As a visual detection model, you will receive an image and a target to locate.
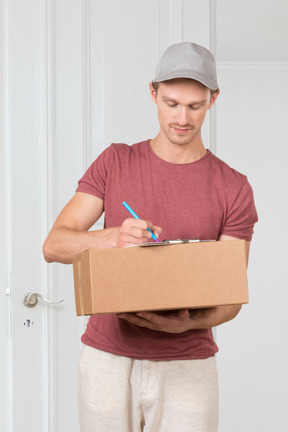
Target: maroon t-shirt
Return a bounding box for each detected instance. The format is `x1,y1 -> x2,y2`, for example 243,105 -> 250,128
76,140 -> 258,360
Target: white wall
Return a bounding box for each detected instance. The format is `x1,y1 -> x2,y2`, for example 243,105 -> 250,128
216,1 -> 288,430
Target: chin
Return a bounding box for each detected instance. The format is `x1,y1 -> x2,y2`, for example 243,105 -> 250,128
169,137 -> 195,146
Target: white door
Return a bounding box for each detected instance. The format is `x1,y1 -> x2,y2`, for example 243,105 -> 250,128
1,1 -> 88,429
0,1 -> 214,430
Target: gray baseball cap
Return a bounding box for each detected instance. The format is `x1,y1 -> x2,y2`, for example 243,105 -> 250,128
154,42 -> 218,90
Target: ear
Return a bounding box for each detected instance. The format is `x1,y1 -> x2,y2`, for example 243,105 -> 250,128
149,82 -> 158,104
208,89 -> 220,110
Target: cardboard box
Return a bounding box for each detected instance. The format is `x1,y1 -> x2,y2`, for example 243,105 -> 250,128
73,239 -> 248,316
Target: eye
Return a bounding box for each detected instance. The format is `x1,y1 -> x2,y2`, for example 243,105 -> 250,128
166,101 -> 177,107
189,105 -> 201,110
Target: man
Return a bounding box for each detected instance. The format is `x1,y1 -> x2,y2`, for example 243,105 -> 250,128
43,42 -> 258,431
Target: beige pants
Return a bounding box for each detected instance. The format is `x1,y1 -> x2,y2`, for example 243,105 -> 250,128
78,345 -> 219,432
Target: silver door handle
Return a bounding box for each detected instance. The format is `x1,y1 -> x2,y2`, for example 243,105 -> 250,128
23,292 -> 64,308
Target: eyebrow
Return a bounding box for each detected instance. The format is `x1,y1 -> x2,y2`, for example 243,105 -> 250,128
161,97 -> 207,106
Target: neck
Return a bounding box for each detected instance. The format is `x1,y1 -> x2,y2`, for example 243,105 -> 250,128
150,133 -> 207,164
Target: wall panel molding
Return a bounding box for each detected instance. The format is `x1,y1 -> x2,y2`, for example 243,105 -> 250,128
169,0 -> 183,44
40,0 -> 57,429
209,0 -> 217,54
89,0 -> 105,165
209,0 -> 217,154
82,0 -> 91,170
217,61 -> 288,70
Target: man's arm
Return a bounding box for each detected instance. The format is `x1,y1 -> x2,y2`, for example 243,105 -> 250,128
42,192 -> 161,264
117,235 -> 249,332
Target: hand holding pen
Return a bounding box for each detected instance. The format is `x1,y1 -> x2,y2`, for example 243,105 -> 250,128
119,201 -> 161,246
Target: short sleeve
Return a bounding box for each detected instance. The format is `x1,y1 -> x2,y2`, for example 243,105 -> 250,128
221,179 -> 258,241
76,146 -> 113,199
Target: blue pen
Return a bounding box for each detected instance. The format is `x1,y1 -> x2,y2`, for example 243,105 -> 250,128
122,201 -> 160,242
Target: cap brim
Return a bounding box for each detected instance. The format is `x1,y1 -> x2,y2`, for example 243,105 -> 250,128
154,70 -> 218,91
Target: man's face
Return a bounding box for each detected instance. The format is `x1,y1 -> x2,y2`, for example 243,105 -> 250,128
150,79 -> 218,148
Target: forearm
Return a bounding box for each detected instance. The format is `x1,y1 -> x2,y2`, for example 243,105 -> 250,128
43,226 -> 119,264
43,215 -> 162,265
189,304 -> 242,330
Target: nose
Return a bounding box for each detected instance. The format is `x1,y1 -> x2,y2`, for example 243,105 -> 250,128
177,106 -> 190,126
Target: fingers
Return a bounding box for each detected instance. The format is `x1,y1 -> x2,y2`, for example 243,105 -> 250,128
118,218 -> 162,247
117,309 -> 192,333
178,309 -> 190,318
116,313 -> 159,330
152,225 -> 162,239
